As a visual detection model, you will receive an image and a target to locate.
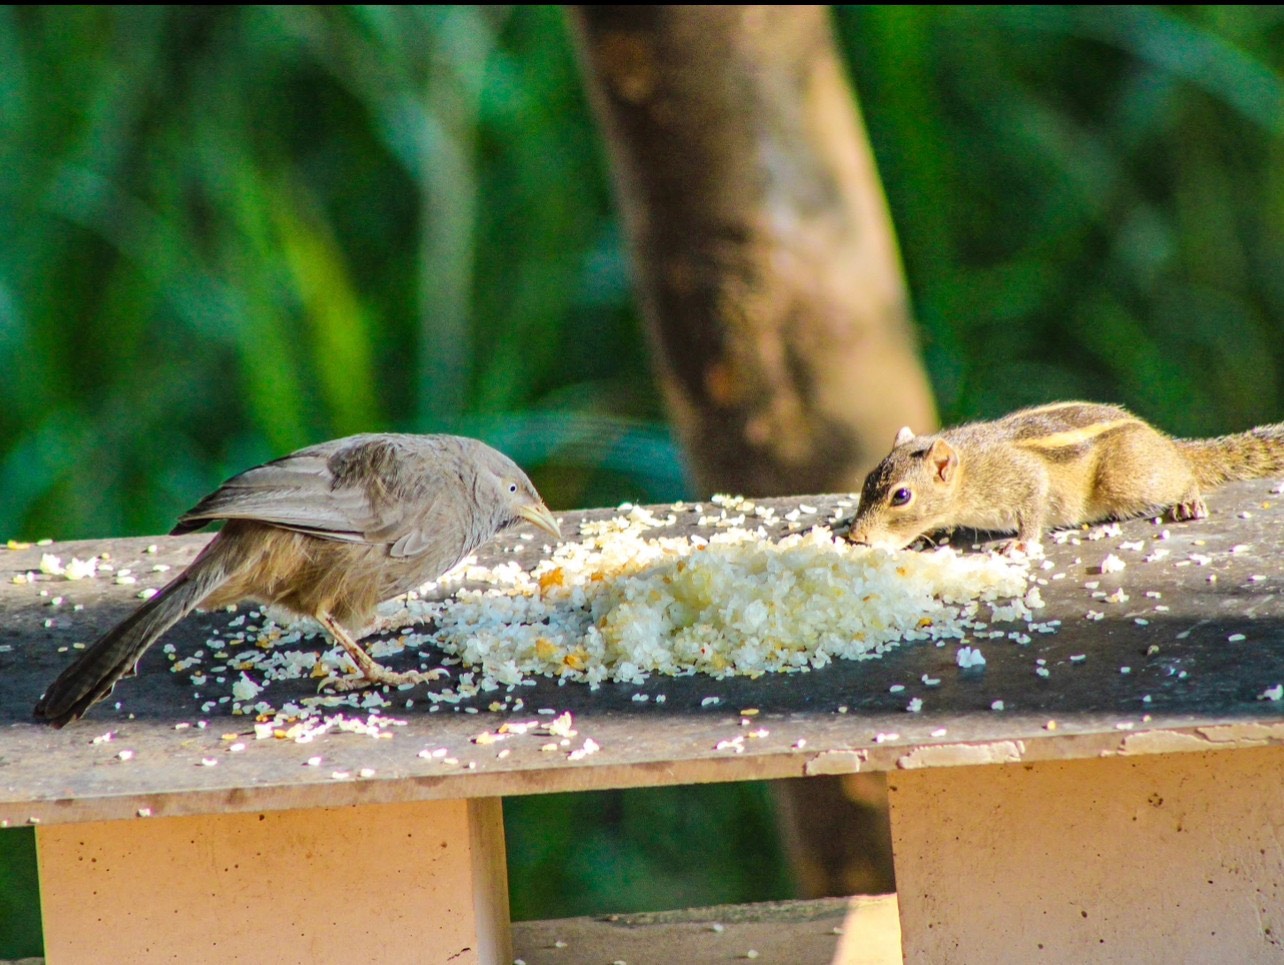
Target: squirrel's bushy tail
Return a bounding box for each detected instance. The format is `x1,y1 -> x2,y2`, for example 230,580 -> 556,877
33,538 -> 232,728
1177,424 -> 1284,488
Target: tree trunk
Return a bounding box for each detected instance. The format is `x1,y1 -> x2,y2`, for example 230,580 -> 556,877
569,5 -> 936,498
571,5 -> 940,899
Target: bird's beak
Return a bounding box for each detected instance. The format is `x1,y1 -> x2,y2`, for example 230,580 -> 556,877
517,501 -> 562,541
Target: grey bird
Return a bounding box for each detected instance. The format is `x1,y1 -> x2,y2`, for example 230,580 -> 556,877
33,433 -> 561,727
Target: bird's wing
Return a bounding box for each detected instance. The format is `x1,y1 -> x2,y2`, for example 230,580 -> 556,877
170,435 -> 450,556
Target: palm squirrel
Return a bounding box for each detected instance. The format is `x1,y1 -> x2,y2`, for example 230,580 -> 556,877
846,401 -> 1284,552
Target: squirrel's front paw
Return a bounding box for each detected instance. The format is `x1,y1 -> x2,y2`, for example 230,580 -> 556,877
997,538 -> 1043,559
1170,498 -> 1208,522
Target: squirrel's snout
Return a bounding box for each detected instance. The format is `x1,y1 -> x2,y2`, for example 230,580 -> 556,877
842,520 -> 869,545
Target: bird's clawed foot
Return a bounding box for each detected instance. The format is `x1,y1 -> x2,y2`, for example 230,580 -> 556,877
320,666 -> 448,693
315,608 -> 446,693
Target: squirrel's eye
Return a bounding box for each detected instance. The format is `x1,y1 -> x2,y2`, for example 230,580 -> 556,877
890,488 -> 912,507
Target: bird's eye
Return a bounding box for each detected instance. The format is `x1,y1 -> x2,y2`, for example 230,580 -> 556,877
890,487 -> 912,507
508,482 -> 518,494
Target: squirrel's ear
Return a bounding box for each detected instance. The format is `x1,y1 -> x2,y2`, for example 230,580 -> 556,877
927,439 -> 958,483
894,426 -> 915,447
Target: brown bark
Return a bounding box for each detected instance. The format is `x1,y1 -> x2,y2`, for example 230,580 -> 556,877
569,5 -> 936,498
571,5 -> 938,899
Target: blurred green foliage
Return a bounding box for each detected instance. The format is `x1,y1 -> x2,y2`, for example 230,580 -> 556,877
505,782 -> 792,921
0,5 -> 671,547
4,5 -> 1284,957
0,830 -> 39,957
840,5 -> 1284,427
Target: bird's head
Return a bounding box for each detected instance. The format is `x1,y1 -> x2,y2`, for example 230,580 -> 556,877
473,444 -> 561,542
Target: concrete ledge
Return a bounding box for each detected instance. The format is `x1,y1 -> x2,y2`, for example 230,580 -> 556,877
512,895 -> 900,965
2,896 -> 899,965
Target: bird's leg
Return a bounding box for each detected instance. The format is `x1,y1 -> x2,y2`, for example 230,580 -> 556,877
358,608 -> 416,638
315,610 -> 444,692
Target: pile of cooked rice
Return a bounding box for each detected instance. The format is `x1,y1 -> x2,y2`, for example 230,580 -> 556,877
180,498 -> 1045,718
386,499 -> 1038,691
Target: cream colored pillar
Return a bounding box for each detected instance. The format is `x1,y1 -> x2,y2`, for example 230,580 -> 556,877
888,746 -> 1284,963
37,797 -> 511,965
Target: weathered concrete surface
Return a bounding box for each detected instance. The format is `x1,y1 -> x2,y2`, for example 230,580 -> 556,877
3,482 -> 1284,827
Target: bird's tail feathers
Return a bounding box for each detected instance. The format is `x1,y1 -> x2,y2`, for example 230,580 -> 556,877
34,544 -> 231,727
